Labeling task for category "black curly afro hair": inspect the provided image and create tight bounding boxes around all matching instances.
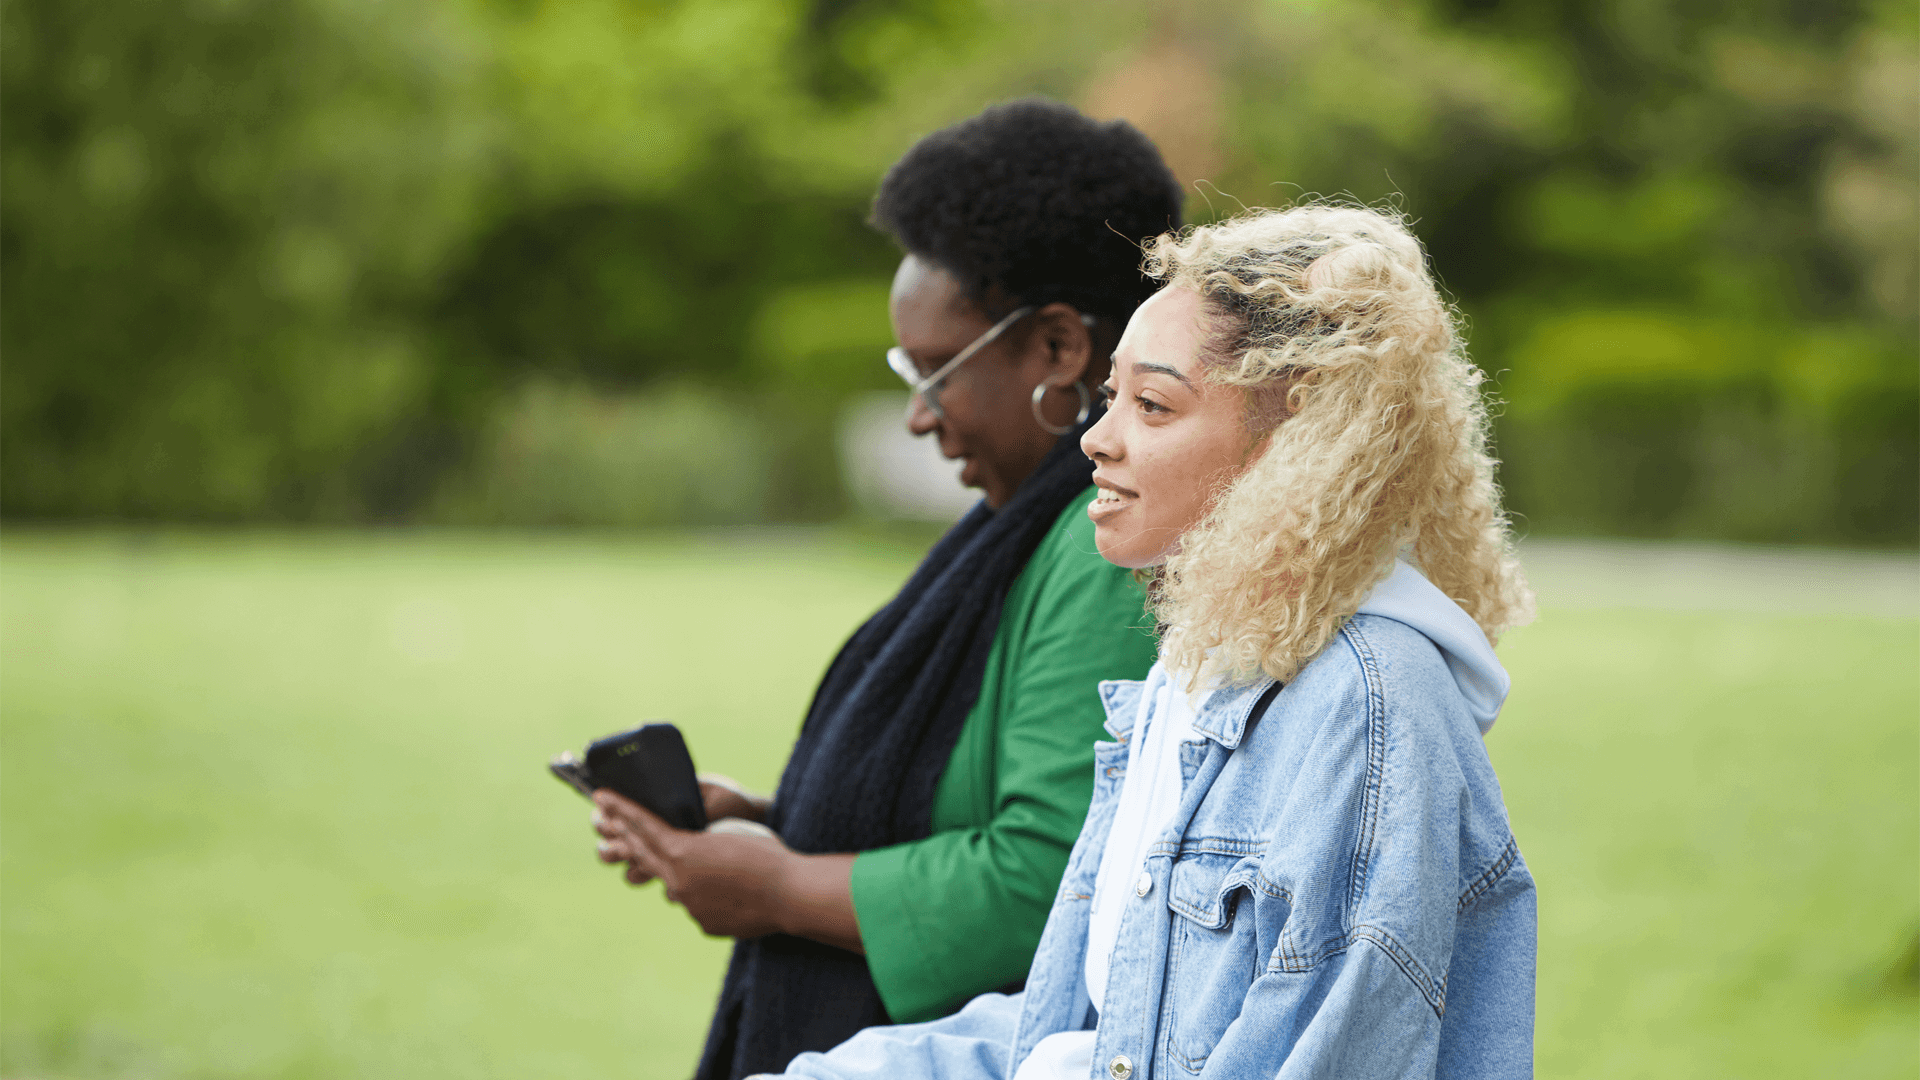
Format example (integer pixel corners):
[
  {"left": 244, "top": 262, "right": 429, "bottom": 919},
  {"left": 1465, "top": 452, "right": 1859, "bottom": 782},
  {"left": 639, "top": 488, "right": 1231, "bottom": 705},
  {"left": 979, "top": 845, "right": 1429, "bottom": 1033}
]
[{"left": 871, "top": 98, "right": 1184, "bottom": 326}]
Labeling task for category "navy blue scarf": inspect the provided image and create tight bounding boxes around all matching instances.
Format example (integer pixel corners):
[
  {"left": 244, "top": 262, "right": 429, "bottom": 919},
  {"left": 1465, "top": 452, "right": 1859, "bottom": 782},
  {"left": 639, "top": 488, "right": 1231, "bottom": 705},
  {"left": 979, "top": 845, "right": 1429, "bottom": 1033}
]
[{"left": 694, "top": 419, "right": 1098, "bottom": 1080}]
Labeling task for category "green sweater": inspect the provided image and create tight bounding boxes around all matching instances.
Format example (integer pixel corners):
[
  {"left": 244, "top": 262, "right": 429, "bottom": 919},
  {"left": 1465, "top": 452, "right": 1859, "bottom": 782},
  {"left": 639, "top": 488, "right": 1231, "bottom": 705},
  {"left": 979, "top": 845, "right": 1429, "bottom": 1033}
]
[{"left": 847, "top": 486, "right": 1159, "bottom": 1023}]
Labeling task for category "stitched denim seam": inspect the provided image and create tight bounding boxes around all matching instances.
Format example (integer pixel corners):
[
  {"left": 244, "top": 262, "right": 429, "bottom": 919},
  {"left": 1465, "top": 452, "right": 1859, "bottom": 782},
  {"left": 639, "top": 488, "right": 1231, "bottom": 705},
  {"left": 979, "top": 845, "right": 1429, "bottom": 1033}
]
[
  {"left": 1458, "top": 835, "right": 1519, "bottom": 913},
  {"left": 1272, "top": 925, "right": 1446, "bottom": 1017},
  {"left": 1349, "top": 926, "right": 1447, "bottom": 1018},
  {"left": 1256, "top": 873, "right": 1293, "bottom": 905},
  {"left": 1276, "top": 932, "right": 1326, "bottom": 973},
  {"left": 1168, "top": 872, "right": 1253, "bottom": 923},
  {"left": 1342, "top": 621, "right": 1387, "bottom": 919},
  {"left": 1167, "top": 889, "right": 1248, "bottom": 926},
  {"left": 1268, "top": 917, "right": 1302, "bottom": 974},
  {"left": 1280, "top": 925, "right": 1355, "bottom": 974},
  {"left": 1154, "top": 914, "right": 1185, "bottom": 1074},
  {"left": 1175, "top": 838, "right": 1267, "bottom": 857},
  {"left": 1164, "top": 921, "right": 1208, "bottom": 1072}
]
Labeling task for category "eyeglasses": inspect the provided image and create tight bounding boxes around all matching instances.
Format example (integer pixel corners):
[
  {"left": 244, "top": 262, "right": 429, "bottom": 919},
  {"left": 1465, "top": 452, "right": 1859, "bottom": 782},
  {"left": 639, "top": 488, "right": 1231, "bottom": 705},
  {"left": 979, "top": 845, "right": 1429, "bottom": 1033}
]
[{"left": 886, "top": 306, "right": 1035, "bottom": 422}]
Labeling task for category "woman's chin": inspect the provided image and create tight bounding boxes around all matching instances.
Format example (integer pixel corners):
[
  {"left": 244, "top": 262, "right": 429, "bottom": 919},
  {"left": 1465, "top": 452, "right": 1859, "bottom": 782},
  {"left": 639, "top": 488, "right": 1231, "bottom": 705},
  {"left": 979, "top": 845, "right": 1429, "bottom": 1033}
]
[
  {"left": 1092, "top": 522, "right": 1166, "bottom": 570},
  {"left": 957, "top": 455, "right": 982, "bottom": 490}
]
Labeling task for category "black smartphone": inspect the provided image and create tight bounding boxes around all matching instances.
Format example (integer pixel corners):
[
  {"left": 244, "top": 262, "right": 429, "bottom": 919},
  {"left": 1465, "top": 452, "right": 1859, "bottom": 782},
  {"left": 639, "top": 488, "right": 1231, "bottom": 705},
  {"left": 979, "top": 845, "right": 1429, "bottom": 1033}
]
[{"left": 549, "top": 722, "right": 708, "bottom": 832}]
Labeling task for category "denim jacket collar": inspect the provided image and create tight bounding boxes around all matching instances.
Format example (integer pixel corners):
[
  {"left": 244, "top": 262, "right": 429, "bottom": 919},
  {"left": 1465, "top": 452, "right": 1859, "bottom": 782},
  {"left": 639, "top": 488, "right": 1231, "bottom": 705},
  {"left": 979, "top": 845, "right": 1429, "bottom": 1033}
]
[
  {"left": 1098, "top": 672, "right": 1276, "bottom": 749},
  {"left": 1187, "top": 677, "right": 1277, "bottom": 749},
  {"left": 1096, "top": 678, "right": 1146, "bottom": 742}
]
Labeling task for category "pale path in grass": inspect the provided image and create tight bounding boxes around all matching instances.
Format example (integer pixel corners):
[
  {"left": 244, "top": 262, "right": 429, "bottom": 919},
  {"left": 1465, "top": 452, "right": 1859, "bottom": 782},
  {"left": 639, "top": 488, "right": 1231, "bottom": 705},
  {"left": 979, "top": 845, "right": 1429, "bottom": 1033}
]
[{"left": 1518, "top": 538, "right": 1918, "bottom": 617}]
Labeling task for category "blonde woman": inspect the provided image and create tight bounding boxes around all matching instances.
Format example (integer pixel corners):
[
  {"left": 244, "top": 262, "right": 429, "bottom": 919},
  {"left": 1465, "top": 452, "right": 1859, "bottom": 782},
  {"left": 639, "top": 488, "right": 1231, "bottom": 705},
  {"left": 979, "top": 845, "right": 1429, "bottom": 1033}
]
[{"left": 756, "top": 203, "right": 1538, "bottom": 1080}]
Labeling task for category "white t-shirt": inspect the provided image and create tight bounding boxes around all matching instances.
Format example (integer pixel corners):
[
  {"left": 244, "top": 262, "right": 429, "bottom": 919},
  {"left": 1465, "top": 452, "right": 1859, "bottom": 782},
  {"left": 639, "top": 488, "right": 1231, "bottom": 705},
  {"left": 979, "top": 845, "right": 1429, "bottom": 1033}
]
[{"left": 1013, "top": 665, "right": 1209, "bottom": 1080}]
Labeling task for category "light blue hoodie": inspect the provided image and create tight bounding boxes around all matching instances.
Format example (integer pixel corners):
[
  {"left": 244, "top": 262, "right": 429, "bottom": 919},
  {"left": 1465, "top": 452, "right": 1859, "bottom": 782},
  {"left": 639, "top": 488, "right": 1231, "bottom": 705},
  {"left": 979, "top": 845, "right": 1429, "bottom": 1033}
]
[
  {"left": 767, "top": 563, "right": 1536, "bottom": 1080},
  {"left": 1357, "top": 559, "right": 1510, "bottom": 733}
]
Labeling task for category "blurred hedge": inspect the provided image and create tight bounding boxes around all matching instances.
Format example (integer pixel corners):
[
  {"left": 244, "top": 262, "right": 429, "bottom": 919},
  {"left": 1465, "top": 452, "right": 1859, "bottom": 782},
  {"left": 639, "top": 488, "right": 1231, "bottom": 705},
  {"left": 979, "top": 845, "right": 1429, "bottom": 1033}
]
[{"left": 3, "top": 0, "right": 1914, "bottom": 543}]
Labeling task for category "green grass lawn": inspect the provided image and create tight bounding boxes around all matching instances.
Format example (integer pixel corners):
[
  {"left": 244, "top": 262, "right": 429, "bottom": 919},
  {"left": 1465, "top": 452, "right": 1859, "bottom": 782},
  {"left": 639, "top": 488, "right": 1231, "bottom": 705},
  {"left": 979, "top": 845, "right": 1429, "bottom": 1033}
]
[{"left": 2, "top": 531, "right": 1914, "bottom": 1079}]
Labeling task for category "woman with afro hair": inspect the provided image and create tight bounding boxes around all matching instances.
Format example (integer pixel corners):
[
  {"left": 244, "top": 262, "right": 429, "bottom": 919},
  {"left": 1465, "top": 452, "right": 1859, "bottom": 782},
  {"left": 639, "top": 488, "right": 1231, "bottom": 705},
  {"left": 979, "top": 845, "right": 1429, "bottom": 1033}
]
[{"left": 590, "top": 99, "right": 1186, "bottom": 1079}]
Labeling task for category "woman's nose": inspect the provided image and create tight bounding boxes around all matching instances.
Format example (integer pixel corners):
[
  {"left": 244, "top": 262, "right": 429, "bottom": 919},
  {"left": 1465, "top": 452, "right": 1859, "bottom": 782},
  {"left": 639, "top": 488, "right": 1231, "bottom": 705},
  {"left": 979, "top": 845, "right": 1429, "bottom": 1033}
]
[
  {"left": 905, "top": 390, "right": 939, "bottom": 436},
  {"left": 1080, "top": 406, "right": 1118, "bottom": 461}
]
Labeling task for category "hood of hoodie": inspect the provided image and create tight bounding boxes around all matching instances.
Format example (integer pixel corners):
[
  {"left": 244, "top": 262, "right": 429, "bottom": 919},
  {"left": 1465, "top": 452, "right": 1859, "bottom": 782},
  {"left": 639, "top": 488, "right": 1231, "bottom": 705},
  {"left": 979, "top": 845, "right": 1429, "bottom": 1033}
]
[{"left": 1356, "top": 560, "right": 1510, "bottom": 733}]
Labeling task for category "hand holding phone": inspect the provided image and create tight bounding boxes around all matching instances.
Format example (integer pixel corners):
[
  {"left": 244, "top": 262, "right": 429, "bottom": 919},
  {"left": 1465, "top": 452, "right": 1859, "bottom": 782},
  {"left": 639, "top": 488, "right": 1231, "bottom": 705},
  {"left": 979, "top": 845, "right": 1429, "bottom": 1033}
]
[
  {"left": 571, "top": 732, "right": 858, "bottom": 951},
  {"left": 550, "top": 722, "right": 708, "bottom": 831}
]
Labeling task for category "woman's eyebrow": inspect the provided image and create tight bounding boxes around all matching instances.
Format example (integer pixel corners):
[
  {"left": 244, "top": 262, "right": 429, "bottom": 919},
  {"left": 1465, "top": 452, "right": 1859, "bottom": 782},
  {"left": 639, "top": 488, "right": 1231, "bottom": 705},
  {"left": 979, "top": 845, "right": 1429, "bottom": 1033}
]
[{"left": 1131, "top": 359, "right": 1197, "bottom": 391}]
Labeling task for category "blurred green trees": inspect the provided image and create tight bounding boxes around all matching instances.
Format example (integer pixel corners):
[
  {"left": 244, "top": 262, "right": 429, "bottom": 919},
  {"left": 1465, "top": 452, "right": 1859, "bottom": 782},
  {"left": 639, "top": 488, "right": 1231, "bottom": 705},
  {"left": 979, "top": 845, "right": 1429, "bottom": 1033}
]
[
  {"left": 3, "top": 0, "right": 1913, "bottom": 542},
  {"left": 3, "top": 0, "right": 493, "bottom": 519}
]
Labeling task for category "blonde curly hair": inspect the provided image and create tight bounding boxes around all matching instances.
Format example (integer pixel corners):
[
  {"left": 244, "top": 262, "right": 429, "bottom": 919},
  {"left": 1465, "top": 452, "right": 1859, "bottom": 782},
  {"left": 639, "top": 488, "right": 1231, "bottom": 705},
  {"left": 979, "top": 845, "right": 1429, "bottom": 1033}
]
[{"left": 1147, "top": 203, "right": 1535, "bottom": 688}]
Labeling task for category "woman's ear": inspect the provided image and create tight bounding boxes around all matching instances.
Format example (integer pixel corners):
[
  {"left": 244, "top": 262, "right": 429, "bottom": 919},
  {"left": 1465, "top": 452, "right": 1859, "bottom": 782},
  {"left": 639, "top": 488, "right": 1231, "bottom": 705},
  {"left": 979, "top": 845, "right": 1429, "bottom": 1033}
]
[{"left": 1032, "top": 302, "right": 1093, "bottom": 386}]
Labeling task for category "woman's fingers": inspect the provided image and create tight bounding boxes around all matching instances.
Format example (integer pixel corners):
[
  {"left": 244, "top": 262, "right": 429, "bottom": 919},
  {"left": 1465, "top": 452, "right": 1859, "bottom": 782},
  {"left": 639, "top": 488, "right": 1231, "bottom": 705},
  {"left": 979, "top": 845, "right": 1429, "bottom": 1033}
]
[
  {"left": 595, "top": 812, "right": 798, "bottom": 937},
  {"left": 593, "top": 790, "right": 683, "bottom": 888},
  {"left": 590, "top": 794, "right": 670, "bottom": 887},
  {"left": 591, "top": 810, "right": 628, "bottom": 840},
  {"left": 593, "top": 789, "right": 681, "bottom": 852},
  {"left": 592, "top": 789, "right": 649, "bottom": 831},
  {"left": 604, "top": 793, "right": 679, "bottom": 858},
  {"left": 597, "top": 828, "right": 666, "bottom": 885}
]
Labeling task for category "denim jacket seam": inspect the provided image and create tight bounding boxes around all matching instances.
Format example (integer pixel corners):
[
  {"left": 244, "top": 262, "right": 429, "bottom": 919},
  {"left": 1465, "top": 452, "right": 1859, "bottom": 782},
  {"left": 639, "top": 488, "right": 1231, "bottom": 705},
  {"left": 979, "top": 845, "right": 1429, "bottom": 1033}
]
[
  {"left": 1174, "top": 837, "right": 1266, "bottom": 858},
  {"left": 1458, "top": 834, "right": 1520, "bottom": 912},
  {"left": 1257, "top": 873, "right": 1292, "bottom": 905},
  {"left": 1348, "top": 925, "right": 1448, "bottom": 1018},
  {"left": 1277, "top": 924, "right": 1446, "bottom": 1018},
  {"left": 1340, "top": 620, "right": 1388, "bottom": 919}
]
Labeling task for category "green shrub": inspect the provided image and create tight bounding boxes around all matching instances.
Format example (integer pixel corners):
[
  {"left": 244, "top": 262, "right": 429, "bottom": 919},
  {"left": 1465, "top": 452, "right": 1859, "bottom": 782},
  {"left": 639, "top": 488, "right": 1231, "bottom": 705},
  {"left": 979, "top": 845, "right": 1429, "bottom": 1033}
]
[
  {"left": 431, "top": 382, "right": 776, "bottom": 528},
  {"left": 1497, "top": 312, "right": 1917, "bottom": 544}
]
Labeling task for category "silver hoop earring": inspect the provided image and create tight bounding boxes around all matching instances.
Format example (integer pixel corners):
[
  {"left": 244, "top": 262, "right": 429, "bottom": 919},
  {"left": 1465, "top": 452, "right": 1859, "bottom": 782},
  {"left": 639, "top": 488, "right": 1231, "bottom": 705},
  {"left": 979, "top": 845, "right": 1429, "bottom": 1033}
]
[{"left": 1031, "top": 381, "right": 1092, "bottom": 436}]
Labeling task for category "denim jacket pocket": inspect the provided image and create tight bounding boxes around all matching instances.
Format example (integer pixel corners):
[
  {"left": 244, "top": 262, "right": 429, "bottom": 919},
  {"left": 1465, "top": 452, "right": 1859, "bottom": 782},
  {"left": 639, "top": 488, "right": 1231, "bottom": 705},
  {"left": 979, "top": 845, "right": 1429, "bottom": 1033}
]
[{"left": 1163, "top": 851, "right": 1283, "bottom": 1074}]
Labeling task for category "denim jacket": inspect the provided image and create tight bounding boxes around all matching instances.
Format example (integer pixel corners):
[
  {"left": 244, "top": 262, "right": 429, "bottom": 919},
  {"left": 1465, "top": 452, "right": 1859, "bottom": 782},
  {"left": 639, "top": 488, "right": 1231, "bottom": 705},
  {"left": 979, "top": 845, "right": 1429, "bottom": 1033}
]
[{"left": 769, "top": 614, "right": 1536, "bottom": 1080}]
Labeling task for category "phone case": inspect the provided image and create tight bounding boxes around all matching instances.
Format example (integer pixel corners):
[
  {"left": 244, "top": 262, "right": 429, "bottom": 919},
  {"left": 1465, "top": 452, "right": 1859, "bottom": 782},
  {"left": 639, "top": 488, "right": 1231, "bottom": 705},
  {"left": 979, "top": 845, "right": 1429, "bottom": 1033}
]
[
  {"left": 581, "top": 723, "right": 709, "bottom": 832},
  {"left": 549, "top": 752, "right": 596, "bottom": 798}
]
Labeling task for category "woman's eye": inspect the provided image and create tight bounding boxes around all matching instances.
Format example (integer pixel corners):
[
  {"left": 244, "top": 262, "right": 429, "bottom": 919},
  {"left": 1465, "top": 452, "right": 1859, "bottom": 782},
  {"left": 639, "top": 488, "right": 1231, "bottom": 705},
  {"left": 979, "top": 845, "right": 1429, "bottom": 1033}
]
[
  {"left": 1095, "top": 383, "right": 1116, "bottom": 404},
  {"left": 1136, "top": 394, "right": 1167, "bottom": 415}
]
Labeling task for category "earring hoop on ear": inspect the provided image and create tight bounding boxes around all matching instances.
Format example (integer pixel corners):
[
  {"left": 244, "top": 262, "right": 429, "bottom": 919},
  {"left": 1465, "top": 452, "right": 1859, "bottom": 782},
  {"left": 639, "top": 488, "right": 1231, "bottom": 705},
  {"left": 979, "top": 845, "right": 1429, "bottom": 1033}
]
[{"left": 1031, "top": 381, "right": 1092, "bottom": 436}]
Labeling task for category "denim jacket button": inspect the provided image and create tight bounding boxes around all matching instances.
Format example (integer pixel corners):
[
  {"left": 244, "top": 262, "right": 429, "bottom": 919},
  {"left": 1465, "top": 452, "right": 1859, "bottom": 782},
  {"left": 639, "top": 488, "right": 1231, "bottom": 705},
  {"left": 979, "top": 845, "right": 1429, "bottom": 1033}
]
[
  {"left": 1107, "top": 1054, "right": 1134, "bottom": 1080},
  {"left": 1134, "top": 871, "right": 1153, "bottom": 897}
]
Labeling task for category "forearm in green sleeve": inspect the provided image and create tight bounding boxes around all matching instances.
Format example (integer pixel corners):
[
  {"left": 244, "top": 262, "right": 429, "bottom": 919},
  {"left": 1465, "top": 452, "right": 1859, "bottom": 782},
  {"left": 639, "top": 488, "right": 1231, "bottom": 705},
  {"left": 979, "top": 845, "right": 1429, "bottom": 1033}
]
[{"left": 850, "top": 804, "right": 1074, "bottom": 1024}]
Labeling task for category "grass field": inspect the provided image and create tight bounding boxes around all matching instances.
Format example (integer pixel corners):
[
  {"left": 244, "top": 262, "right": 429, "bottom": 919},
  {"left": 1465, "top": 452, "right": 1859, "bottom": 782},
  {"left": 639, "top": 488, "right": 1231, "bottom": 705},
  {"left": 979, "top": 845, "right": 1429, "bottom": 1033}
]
[{"left": 3, "top": 531, "right": 1915, "bottom": 1079}]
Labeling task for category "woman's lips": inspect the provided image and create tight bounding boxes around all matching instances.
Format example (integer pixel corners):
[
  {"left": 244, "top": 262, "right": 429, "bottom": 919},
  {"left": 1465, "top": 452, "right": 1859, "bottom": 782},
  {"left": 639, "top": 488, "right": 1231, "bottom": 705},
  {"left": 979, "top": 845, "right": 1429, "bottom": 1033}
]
[{"left": 1087, "top": 480, "right": 1136, "bottom": 523}]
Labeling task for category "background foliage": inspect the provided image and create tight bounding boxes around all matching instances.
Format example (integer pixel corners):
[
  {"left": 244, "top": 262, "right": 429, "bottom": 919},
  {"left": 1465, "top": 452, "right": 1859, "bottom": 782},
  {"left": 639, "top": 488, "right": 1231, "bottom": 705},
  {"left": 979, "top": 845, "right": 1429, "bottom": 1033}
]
[{"left": 4, "top": 0, "right": 1915, "bottom": 542}]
